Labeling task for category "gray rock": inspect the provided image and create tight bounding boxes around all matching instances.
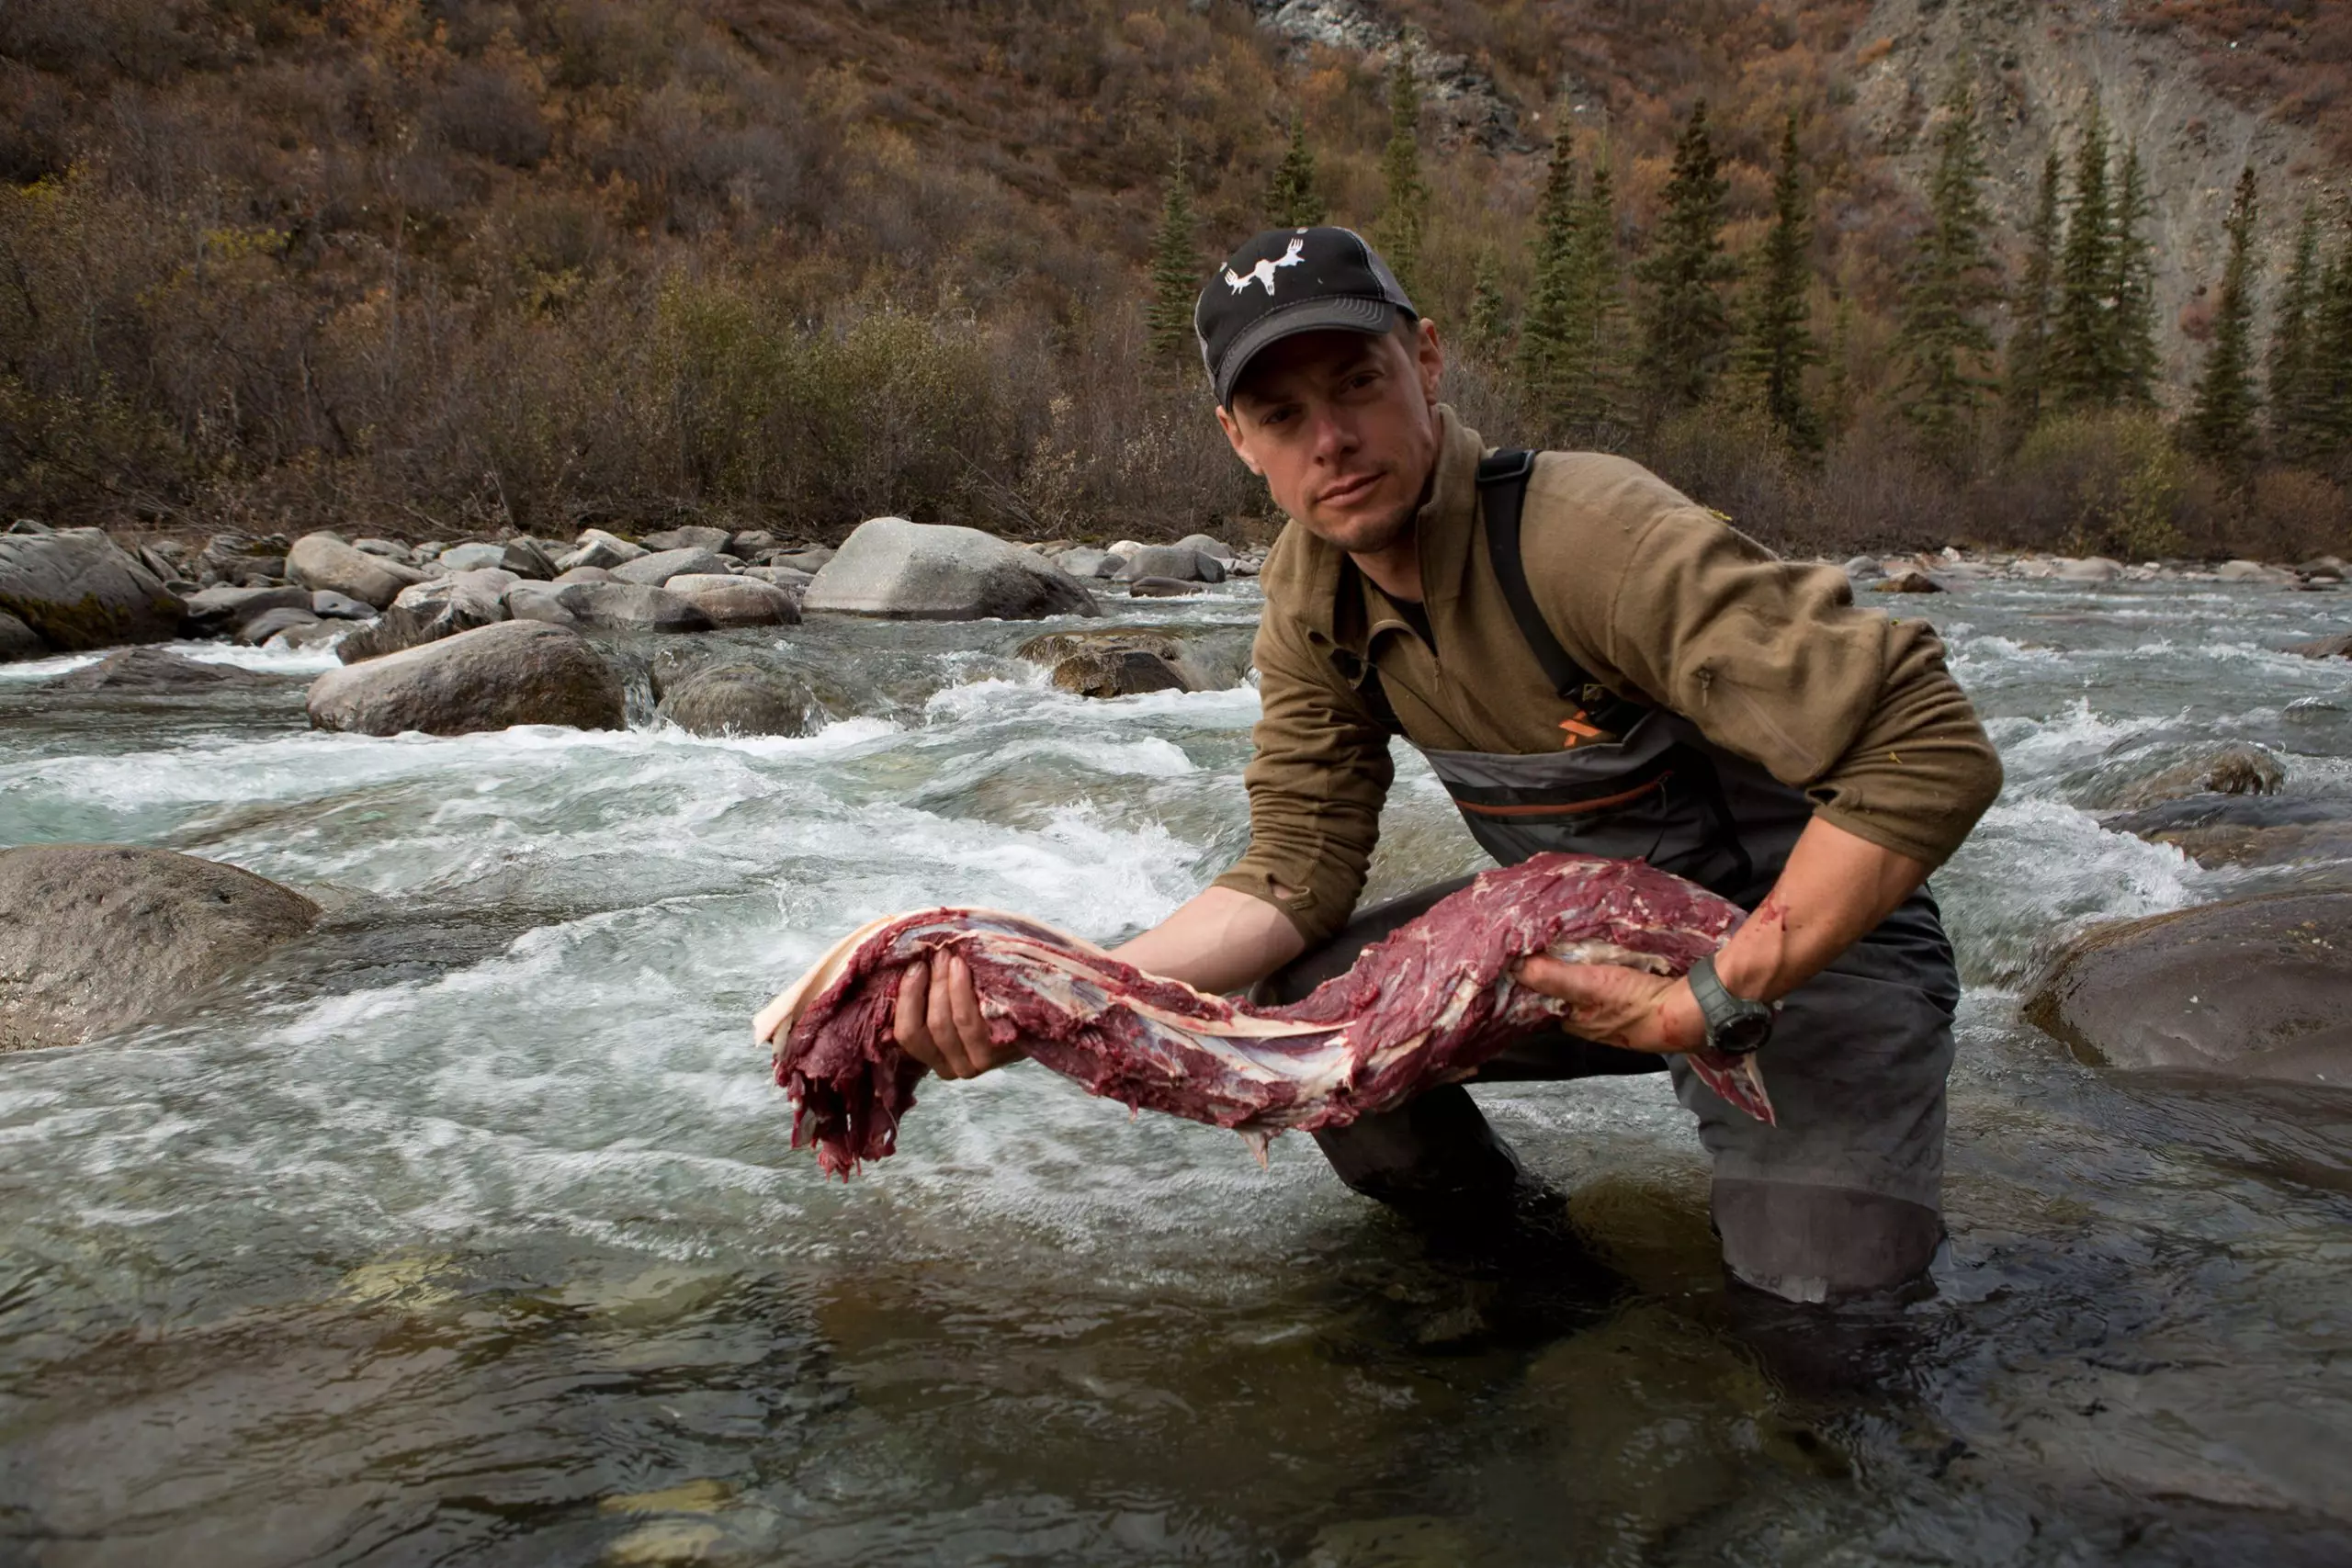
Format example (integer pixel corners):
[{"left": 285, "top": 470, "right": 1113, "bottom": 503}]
[
  {"left": 1115, "top": 544, "right": 1224, "bottom": 583},
  {"left": 287, "top": 532, "right": 428, "bottom": 608},
  {"left": 660, "top": 573, "right": 799, "bottom": 626},
  {"left": 2024, "top": 892, "right": 2352, "bottom": 1084},
  {"left": 2289, "top": 632, "right": 2351, "bottom": 660},
  {"left": 44, "top": 647, "right": 283, "bottom": 692},
  {"left": 805, "top": 517, "right": 1099, "bottom": 620},
  {"left": 1173, "top": 531, "right": 1235, "bottom": 563},
  {"left": 0, "top": 844, "right": 320, "bottom": 1051},
  {"left": 553, "top": 565, "right": 616, "bottom": 584},
  {"left": 1127, "top": 576, "right": 1204, "bottom": 598},
  {"left": 277, "top": 619, "right": 350, "bottom": 651},
  {"left": 2109, "top": 743, "right": 2288, "bottom": 810},
  {"left": 0, "top": 529, "right": 186, "bottom": 651},
  {"left": 555, "top": 529, "right": 647, "bottom": 572},
  {"left": 1874, "top": 569, "right": 1945, "bottom": 594},
  {"left": 2056, "top": 556, "right": 2125, "bottom": 582},
  {"left": 310, "top": 589, "right": 377, "bottom": 620},
  {"left": 655, "top": 661, "right": 820, "bottom": 737},
  {"left": 307, "top": 620, "right": 625, "bottom": 736},
  {"left": 1014, "top": 627, "right": 1204, "bottom": 697},
  {"left": 352, "top": 537, "right": 413, "bottom": 560},
  {"left": 2216, "top": 558, "right": 2287, "bottom": 583},
  {"left": 612, "top": 547, "right": 728, "bottom": 586},
  {"left": 1227, "top": 555, "right": 1261, "bottom": 577},
  {"left": 197, "top": 532, "right": 289, "bottom": 585},
  {"left": 336, "top": 569, "right": 516, "bottom": 663},
  {"left": 8, "top": 518, "right": 52, "bottom": 535},
  {"left": 181, "top": 583, "right": 311, "bottom": 637},
  {"left": 1840, "top": 554, "right": 1883, "bottom": 581},
  {"left": 0, "top": 608, "right": 44, "bottom": 660},
  {"left": 2104, "top": 793, "right": 2352, "bottom": 869},
  {"left": 740, "top": 565, "right": 813, "bottom": 590},
  {"left": 728, "top": 529, "right": 777, "bottom": 558},
  {"left": 2299, "top": 556, "right": 2346, "bottom": 582},
  {"left": 503, "top": 580, "right": 713, "bottom": 634},
  {"left": 436, "top": 542, "right": 508, "bottom": 571},
  {"left": 236, "top": 606, "right": 323, "bottom": 646},
  {"left": 1055, "top": 547, "right": 1111, "bottom": 579},
  {"left": 501, "top": 536, "right": 560, "bottom": 580},
  {"left": 640, "top": 525, "right": 734, "bottom": 555},
  {"left": 764, "top": 547, "right": 835, "bottom": 574}
]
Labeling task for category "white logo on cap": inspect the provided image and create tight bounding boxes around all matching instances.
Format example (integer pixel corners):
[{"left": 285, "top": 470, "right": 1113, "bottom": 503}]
[{"left": 1225, "top": 234, "right": 1306, "bottom": 297}]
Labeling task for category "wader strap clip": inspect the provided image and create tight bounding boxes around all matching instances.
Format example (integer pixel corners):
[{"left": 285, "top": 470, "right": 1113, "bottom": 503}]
[{"left": 1476, "top": 449, "right": 1650, "bottom": 739}]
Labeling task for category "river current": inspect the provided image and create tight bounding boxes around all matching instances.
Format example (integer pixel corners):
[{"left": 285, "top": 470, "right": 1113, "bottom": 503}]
[{"left": 3, "top": 578, "right": 2349, "bottom": 1565}]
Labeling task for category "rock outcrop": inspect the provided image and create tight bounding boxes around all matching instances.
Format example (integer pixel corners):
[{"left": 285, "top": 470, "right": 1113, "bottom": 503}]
[
  {"left": 0, "top": 845, "right": 319, "bottom": 1051},
  {"left": 43, "top": 647, "right": 284, "bottom": 693},
  {"left": 306, "top": 621, "right": 625, "bottom": 736},
  {"left": 0, "top": 528, "right": 186, "bottom": 651},
  {"left": 287, "top": 532, "right": 428, "bottom": 609},
  {"left": 2024, "top": 893, "right": 2352, "bottom": 1085},
  {"left": 804, "top": 517, "right": 1099, "bottom": 620}
]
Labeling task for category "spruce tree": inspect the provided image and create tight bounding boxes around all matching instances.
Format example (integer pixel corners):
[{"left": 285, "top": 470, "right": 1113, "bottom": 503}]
[
  {"left": 2047, "top": 100, "right": 2114, "bottom": 410},
  {"left": 1565, "top": 154, "right": 1627, "bottom": 434},
  {"left": 2109, "top": 141, "right": 2160, "bottom": 404},
  {"left": 2314, "top": 210, "right": 2352, "bottom": 462},
  {"left": 2004, "top": 151, "right": 2064, "bottom": 437},
  {"left": 1517, "top": 131, "right": 1583, "bottom": 424},
  {"left": 1264, "top": 114, "right": 1326, "bottom": 230},
  {"left": 1467, "top": 248, "right": 1509, "bottom": 355},
  {"left": 2186, "top": 165, "right": 2262, "bottom": 470},
  {"left": 1894, "top": 73, "right": 2000, "bottom": 455},
  {"left": 1636, "top": 99, "right": 1736, "bottom": 417},
  {"left": 2269, "top": 203, "right": 2324, "bottom": 461},
  {"left": 1744, "top": 111, "right": 1820, "bottom": 451},
  {"left": 1146, "top": 153, "right": 1199, "bottom": 369},
  {"left": 1372, "top": 45, "right": 1429, "bottom": 297}
]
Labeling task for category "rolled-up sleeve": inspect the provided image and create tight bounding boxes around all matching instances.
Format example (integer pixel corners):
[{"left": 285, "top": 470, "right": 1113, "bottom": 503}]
[
  {"left": 1210, "top": 613, "right": 1394, "bottom": 946},
  {"left": 1589, "top": 507, "right": 2002, "bottom": 869}
]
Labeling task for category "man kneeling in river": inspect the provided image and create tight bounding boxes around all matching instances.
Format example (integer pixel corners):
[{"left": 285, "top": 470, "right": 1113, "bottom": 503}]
[{"left": 893, "top": 228, "right": 2002, "bottom": 1304}]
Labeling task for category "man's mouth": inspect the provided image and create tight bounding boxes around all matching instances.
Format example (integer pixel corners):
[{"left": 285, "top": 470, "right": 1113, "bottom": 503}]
[{"left": 1317, "top": 471, "right": 1383, "bottom": 507}]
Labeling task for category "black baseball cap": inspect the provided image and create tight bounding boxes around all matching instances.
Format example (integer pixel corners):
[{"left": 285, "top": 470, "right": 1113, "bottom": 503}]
[{"left": 1194, "top": 226, "right": 1418, "bottom": 407}]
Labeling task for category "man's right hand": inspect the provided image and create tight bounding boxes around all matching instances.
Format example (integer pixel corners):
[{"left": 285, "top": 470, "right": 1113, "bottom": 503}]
[{"left": 893, "top": 952, "right": 1023, "bottom": 1080}]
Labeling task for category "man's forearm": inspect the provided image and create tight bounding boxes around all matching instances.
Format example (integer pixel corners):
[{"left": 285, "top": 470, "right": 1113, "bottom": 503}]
[
  {"left": 1111, "top": 886, "right": 1307, "bottom": 997},
  {"left": 1710, "top": 815, "right": 1931, "bottom": 1003}
]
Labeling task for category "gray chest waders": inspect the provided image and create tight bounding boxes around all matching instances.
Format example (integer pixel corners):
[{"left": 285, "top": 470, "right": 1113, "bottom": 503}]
[{"left": 1287, "top": 451, "right": 1962, "bottom": 1300}]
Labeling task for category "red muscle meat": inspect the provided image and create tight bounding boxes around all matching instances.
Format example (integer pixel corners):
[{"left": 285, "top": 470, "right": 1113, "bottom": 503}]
[{"left": 753, "top": 852, "right": 1773, "bottom": 1177}]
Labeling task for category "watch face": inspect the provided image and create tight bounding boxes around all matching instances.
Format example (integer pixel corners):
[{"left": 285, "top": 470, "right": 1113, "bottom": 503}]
[{"left": 1713, "top": 1010, "right": 1772, "bottom": 1056}]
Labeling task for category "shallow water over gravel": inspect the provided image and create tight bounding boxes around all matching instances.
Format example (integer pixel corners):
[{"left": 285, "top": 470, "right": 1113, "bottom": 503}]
[{"left": 3, "top": 578, "right": 2350, "bottom": 1566}]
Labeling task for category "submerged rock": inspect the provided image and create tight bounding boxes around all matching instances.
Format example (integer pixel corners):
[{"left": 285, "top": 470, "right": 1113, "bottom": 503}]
[
  {"left": 2105, "top": 793, "right": 2352, "bottom": 869},
  {"left": 0, "top": 528, "right": 185, "bottom": 650},
  {"left": 1127, "top": 576, "right": 1204, "bottom": 598},
  {"left": 503, "top": 580, "right": 713, "bottom": 634},
  {"left": 661, "top": 573, "right": 798, "bottom": 626},
  {"left": 306, "top": 620, "right": 625, "bottom": 736},
  {"left": 1874, "top": 569, "right": 1945, "bottom": 594},
  {"left": 287, "top": 532, "right": 427, "bottom": 609},
  {"left": 43, "top": 647, "right": 284, "bottom": 693},
  {"left": 2289, "top": 632, "right": 2352, "bottom": 660},
  {"left": 0, "top": 844, "right": 319, "bottom": 1051},
  {"left": 1015, "top": 626, "right": 1205, "bottom": 697},
  {"left": 2023, "top": 892, "right": 2352, "bottom": 1085},
  {"left": 804, "top": 517, "right": 1099, "bottom": 620},
  {"left": 655, "top": 660, "right": 820, "bottom": 737},
  {"left": 2109, "top": 742, "right": 2288, "bottom": 809}
]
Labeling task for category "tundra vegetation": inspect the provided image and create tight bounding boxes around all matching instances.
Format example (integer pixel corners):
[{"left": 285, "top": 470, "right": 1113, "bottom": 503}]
[{"left": 2, "top": 0, "right": 2348, "bottom": 560}]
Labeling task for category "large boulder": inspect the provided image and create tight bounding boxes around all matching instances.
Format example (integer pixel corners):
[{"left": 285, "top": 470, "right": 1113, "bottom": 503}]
[
  {"left": 2055, "top": 557, "right": 2125, "bottom": 582},
  {"left": 503, "top": 580, "right": 713, "bottom": 634},
  {"left": 0, "top": 528, "right": 185, "bottom": 650},
  {"left": 655, "top": 661, "right": 821, "bottom": 737},
  {"left": 501, "top": 536, "right": 560, "bottom": 580},
  {"left": 44, "top": 647, "right": 284, "bottom": 693},
  {"left": 640, "top": 525, "right": 734, "bottom": 555},
  {"left": 1173, "top": 531, "right": 1236, "bottom": 564},
  {"left": 306, "top": 620, "right": 625, "bottom": 736},
  {"left": 1016, "top": 626, "right": 1204, "bottom": 698},
  {"left": 804, "top": 517, "right": 1100, "bottom": 620},
  {"left": 286, "top": 532, "right": 428, "bottom": 609},
  {"left": 337, "top": 569, "right": 516, "bottom": 663},
  {"left": 612, "top": 547, "right": 728, "bottom": 586},
  {"left": 2023, "top": 892, "right": 2352, "bottom": 1085},
  {"left": 2104, "top": 794, "right": 2352, "bottom": 869},
  {"left": 2216, "top": 558, "right": 2291, "bottom": 584},
  {"left": 554, "top": 529, "right": 647, "bottom": 572},
  {"left": 0, "top": 609, "right": 44, "bottom": 660},
  {"left": 1114, "top": 544, "right": 1225, "bottom": 583},
  {"left": 0, "top": 845, "right": 319, "bottom": 1052},
  {"left": 196, "top": 532, "right": 289, "bottom": 584},
  {"left": 661, "top": 573, "right": 799, "bottom": 627}
]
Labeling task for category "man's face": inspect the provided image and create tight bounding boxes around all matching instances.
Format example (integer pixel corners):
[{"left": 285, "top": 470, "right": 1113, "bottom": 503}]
[{"left": 1216, "top": 319, "right": 1446, "bottom": 556}]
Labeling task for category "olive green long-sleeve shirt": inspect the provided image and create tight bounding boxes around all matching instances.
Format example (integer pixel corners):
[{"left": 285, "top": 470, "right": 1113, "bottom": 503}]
[{"left": 1210, "top": 408, "right": 2004, "bottom": 946}]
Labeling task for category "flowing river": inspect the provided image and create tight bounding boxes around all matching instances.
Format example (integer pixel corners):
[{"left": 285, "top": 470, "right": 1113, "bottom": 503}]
[{"left": 4, "top": 577, "right": 2350, "bottom": 1566}]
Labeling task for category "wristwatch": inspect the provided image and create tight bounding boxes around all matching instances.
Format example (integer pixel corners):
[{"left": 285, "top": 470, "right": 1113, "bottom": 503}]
[{"left": 1687, "top": 954, "right": 1774, "bottom": 1056}]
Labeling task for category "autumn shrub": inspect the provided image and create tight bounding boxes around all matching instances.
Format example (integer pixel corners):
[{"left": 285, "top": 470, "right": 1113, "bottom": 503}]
[{"left": 2003, "top": 410, "right": 2192, "bottom": 559}]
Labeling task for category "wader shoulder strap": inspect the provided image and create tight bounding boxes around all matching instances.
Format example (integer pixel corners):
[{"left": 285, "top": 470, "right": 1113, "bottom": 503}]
[{"left": 1476, "top": 449, "right": 1650, "bottom": 736}]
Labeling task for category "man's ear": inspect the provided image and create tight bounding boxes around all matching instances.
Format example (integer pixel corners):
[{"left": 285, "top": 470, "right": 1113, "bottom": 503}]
[
  {"left": 1413, "top": 317, "right": 1445, "bottom": 405},
  {"left": 1216, "top": 403, "right": 1264, "bottom": 476}
]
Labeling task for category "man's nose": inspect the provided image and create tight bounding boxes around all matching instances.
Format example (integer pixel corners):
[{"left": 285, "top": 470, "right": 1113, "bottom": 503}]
[{"left": 1307, "top": 404, "right": 1360, "bottom": 466}]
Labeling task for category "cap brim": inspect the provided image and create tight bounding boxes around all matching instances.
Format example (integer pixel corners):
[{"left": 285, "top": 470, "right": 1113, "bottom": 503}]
[{"left": 1216, "top": 294, "right": 1399, "bottom": 406}]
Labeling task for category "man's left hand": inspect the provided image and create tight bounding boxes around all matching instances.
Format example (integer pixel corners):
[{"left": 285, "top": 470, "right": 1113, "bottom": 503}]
[{"left": 1510, "top": 958, "right": 1707, "bottom": 1055}]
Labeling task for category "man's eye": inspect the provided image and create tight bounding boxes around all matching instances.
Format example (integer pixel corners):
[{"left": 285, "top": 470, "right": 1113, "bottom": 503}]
[{"left": 1261, "top": 407, "right": 1296, "bottom": 427}]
